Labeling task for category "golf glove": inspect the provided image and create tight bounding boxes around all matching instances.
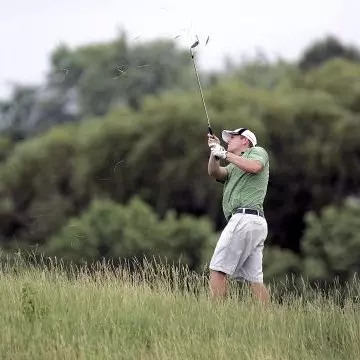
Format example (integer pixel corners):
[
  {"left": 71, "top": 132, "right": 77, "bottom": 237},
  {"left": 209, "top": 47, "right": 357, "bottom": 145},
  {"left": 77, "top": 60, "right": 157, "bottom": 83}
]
[
  {"left": 211, "top": 144, "right": 227, "bottom": 159},
  {"left": 208, "top": 135, "right": 220, "bottom": 150}
]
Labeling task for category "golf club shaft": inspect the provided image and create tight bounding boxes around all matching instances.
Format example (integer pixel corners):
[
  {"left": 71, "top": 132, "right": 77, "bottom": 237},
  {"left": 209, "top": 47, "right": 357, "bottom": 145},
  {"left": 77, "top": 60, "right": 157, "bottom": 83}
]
[
  {"left": 190, "top": 46, "right": 219, "bottom": 160},
  {"left": 191, "top": 51, "right": 213, "bottom": 135}
]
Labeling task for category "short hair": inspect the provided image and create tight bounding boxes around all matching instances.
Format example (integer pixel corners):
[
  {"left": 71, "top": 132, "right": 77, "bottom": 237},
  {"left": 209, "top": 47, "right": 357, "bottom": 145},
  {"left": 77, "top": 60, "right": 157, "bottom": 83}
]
[{"left": 240, "top": 135, "right": 254, "bottom": 148}]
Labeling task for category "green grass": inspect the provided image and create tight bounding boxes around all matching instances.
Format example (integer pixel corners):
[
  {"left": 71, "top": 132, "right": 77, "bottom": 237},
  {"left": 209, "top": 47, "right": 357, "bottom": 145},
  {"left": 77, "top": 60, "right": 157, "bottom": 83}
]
[{"left": 0, "top": 253, "right": 360, "bottom": 360}]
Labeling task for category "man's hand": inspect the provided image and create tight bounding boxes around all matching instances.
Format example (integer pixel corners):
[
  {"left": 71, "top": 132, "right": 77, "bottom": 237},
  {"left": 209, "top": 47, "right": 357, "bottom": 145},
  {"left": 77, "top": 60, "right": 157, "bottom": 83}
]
[
  {"left": 211, "top": 144, "right": 227, "bottom": 159},
  {"left": 207, "top": 134, "right": 220, "bottom": 150}
]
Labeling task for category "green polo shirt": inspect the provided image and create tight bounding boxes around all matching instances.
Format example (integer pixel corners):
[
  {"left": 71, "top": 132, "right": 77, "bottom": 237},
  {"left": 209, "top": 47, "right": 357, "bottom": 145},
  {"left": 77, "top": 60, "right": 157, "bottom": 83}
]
[{"left": 220, "top": 146, "right": 269, "bottom": 220}]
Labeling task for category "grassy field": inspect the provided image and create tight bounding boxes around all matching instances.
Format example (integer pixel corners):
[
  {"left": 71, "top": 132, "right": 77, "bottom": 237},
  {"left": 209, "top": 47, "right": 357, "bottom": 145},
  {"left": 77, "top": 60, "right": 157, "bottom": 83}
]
[{"left": 0, "top": 254, "right": 359, "bottom": 360}]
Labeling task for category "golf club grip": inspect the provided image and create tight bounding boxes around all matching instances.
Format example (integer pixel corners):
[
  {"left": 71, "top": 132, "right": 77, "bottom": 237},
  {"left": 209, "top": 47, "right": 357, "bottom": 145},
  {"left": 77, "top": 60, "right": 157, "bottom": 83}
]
[{"left": 208, "top": 127, "right": 220, "bottom": 161}]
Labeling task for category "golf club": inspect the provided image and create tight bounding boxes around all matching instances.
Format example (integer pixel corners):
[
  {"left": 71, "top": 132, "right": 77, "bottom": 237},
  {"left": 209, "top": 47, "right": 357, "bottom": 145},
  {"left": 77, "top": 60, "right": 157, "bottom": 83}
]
[
  {"left": 190, "top": 37, "right": 220, "bottom": 160},
  {"left": 190, "top": 37, "right": 213, "bottom": 136}
]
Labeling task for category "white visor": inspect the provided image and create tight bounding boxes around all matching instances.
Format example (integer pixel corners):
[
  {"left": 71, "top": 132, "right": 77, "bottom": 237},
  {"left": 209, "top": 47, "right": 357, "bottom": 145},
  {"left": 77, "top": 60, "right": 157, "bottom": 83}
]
[{"left": 222, "top": 128, "right": 257, "bottom": 146}]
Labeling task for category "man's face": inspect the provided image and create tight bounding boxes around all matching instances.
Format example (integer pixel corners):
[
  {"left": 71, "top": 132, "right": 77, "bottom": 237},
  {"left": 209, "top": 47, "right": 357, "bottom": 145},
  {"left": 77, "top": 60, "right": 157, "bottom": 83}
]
[{"left": 226, "top": 134, "right": 247, "bottom": 153}]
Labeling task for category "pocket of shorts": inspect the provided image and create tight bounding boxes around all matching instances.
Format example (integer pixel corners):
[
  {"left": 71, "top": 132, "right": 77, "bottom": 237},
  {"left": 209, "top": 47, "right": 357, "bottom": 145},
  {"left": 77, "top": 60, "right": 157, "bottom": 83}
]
[
  {"left": 247, "top": 217, "right": 268, "bottom": 233},
  {"left": 249, "top": 216, "right": 267, "bottom": 225},
  {"left": 251, "top": 219, "right": 265, "bottom": 226}
]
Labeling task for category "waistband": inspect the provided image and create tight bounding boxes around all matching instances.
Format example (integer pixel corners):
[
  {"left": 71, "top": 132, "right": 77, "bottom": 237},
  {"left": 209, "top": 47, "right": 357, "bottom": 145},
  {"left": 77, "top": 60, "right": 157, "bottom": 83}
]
[{"left": 228, "top": 207, "right": 265, "bottom": 221}]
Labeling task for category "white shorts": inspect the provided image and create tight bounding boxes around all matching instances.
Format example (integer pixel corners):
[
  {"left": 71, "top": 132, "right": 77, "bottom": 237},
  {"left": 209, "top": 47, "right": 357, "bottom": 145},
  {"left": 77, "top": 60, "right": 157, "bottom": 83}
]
[{"left": 209, "top": 213, "right": 268, "bottom": 283}]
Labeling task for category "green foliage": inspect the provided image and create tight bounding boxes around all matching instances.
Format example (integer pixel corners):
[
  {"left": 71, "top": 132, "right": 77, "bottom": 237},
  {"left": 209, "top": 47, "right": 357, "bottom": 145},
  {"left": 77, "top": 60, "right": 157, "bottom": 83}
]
[
  {"left": 46, "top": 197, "right": 216, "bottom": 271},
  {"left": 223, "top": 51, "right": 298, "bottom": 90},
  {"left": 0, "top": 85, "right": 39, "bottom": 140},
  {"left": 0, "top": 136, "right": 13, "bottom": 162},
  {"left": 301, "top": 198, "right": 360, "bottom": 283},
  {"left": 0, "top": 84, "right": 76, "bottom": 140},
  {"left": 263, "top": 246, "right": 302, "bottom": 283},
  {"left": 0, "top": 124, "right": 78, "bottom": 246},
  {"left": 299, "top": 35, "right": 360, "bottom": 71},
  {"left": 1, "top": 35, "right": 360, "bottom": 282},
  {"left": 0, "top": 32, "right": 196, "bottom": 139},
  {"left": 296, "top": 58, "right": 360, "bottom": 112},
  {"left": 1, "top": 58, "right": 360, "bottom": 273},
  {"left": 48, "top": 32, "right": 195, "bottom": 116},
  {"left": 156, "top": 210, "right": 216, "bottom": 270},
  {"left": 47, "top": 197, "right": 157, "bottom": 261}
]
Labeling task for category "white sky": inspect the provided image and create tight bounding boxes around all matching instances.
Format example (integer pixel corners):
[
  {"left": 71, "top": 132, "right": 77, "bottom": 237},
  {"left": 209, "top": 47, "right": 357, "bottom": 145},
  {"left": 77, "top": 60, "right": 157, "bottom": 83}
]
[{"left": 0, "top": 0, "right": 359, "bottom": 99}]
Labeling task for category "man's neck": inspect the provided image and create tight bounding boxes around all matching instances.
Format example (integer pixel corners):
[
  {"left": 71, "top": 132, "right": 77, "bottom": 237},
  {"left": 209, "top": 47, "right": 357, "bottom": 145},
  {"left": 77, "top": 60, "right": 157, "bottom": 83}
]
[{"left": 234, "top": 146, "right": 249, "bottom": 156}]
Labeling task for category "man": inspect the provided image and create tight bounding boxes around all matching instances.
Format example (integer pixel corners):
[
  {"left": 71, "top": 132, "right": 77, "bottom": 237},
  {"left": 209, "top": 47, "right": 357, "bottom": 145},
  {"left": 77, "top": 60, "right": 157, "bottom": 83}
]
[{"left": 207, "top": 127, "right": 270, "bottom": 304}]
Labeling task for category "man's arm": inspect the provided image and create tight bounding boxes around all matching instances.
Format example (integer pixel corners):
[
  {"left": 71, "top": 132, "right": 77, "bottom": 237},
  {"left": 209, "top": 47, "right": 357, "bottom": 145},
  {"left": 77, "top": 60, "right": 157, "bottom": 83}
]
[
  {"left": 225, "top": 152, "right": 263, "bottom": 174},
  {"left": 208, "top": 154, "right": 228, "bottom": 181},
  {"left": 207, "top": 133, "right": 228, "bottom": 181}
]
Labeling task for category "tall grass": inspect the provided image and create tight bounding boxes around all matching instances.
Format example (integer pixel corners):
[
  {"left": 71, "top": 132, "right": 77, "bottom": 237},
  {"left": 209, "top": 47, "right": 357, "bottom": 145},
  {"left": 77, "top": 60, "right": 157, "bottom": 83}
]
[{"left": 0, "top": 252, "right": 359, "bottom": 360}]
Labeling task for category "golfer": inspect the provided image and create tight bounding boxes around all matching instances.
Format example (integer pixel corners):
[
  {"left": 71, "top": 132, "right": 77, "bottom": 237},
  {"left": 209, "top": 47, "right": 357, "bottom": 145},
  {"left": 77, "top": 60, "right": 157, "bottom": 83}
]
[{"left": 207, "top": 127, "right": 270, "bottom": 303}]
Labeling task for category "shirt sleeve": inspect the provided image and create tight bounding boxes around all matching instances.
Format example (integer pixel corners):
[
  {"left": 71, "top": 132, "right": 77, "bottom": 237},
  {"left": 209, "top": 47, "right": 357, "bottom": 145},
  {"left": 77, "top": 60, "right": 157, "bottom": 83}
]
[{"left": 246, "top": 147, "right": 269, "bottom": 168}]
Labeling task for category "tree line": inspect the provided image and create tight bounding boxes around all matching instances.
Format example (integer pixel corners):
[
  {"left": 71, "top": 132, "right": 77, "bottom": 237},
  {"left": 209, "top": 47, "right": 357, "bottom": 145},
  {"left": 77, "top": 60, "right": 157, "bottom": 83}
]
[{"left": 0, "top": 33, "right": 360, "bottom": 284}]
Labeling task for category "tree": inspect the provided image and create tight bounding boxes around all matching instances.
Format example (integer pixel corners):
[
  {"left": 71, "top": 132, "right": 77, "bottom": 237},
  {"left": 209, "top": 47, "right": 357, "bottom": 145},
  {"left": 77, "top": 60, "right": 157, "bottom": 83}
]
[
  {"left": 1, "top": 48, "right": 360, "bottom": 279},
  {"left": 298, "top": 35, "right": 360, "bottom": 71},
  {"left": 46, "top": 196, "right": 216, "bottom": 271},
  {"left": 47, "top": 32, "right": 196, "bottom": 116},
  {"left": 263, "top": 246, "right": 302, "bottom": 283},
  {"left": 0, "top": 124, "right": 78, "bottom": 247},
  {"left": 0, "top": 84, "right": 78, "bottom": 140},
  {"left": 301, "top": 197, "right": 360, "bottom": 283},
  {"left": 0, "top": 31, "right": 198, "bottom": 140},
  {"left": 295, "top": 58, "right": 360, "bottom": 112},
  {"left": 221, "top": 50, "right": 298, "bottom": 90},
  {"left": 0, "top": 85, "right": 39, "bottom": 140}
]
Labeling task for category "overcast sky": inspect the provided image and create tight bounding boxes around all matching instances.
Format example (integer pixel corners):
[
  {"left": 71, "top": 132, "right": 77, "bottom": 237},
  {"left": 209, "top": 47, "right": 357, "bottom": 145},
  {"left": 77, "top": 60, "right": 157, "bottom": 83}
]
[{"left": 0, "top": 0, "right": 359, "bottom": 98}]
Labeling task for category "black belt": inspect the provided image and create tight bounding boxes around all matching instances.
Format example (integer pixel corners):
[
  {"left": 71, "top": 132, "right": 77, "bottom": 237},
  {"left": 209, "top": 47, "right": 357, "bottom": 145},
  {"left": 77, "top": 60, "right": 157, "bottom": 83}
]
[{"left": 228, "top": 207, "right": 264, "bottom": 221}]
